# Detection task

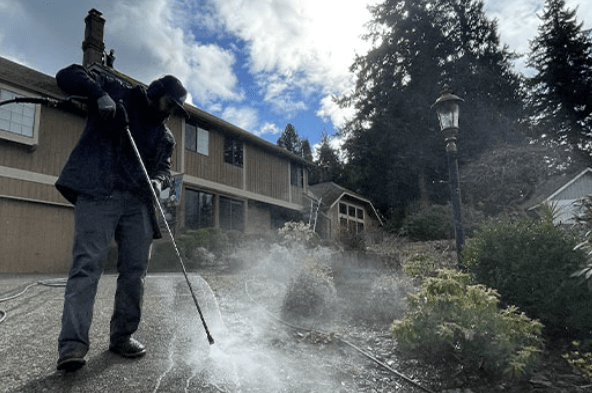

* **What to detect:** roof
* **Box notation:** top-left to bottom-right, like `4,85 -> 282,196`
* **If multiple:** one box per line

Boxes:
527,167 -> 592,210
309,182 -> 383,224
0,57 -> 63,98
0,56 -> 312,167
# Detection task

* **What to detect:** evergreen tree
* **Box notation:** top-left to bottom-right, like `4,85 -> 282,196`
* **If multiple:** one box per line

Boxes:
311,133 -> 341,184
277,123 -> 302,155
339,0 -> 524,217
527,0 -> 592,149
300,138 -> 313,162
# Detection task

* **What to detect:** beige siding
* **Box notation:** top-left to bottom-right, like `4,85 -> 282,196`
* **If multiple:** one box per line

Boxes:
0,106 -> 83,177
0,198 -> 73,273
246,144 -> 289,201
184,130 -> 243,189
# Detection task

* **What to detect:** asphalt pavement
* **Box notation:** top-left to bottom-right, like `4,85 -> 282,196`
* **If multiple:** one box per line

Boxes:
0,273 -> 235,393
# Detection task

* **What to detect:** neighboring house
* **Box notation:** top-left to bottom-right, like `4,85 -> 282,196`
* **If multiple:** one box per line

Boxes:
308,182 -> 383,241
0,9 -> 312,273
528,167 -> 592,225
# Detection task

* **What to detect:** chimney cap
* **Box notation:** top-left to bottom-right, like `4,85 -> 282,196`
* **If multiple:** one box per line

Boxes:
87,8 -> 103,17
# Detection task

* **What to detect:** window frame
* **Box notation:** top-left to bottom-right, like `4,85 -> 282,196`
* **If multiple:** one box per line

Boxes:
290,163 -> 304,188
0,83 -> 41,148
184,188 -> 214,230
338,201 -> 366,234
224,136 -> 243,167
185,122 -> 209,156
219,196 -> 244,232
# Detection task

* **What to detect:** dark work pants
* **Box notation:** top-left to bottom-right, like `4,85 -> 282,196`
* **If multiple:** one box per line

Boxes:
58,190 -> 153,358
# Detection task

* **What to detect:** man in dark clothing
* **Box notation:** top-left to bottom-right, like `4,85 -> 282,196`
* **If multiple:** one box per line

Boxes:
54,64 -> 187,372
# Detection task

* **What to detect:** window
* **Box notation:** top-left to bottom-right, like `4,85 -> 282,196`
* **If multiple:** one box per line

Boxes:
184,189 -> 214,229
224,136 -> 243,167
0,87 -> 39,147
338,201 -> 366,234
357,209 -> 364,220
291,164 -> 303,188
185,123 -> 209,155
220,196 -> 244,231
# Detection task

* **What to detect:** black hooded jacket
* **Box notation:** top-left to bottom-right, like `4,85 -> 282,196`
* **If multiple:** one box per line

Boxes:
55,64 -> 176,239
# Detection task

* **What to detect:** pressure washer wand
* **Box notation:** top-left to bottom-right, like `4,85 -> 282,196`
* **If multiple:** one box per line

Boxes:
120,104 -> 215,345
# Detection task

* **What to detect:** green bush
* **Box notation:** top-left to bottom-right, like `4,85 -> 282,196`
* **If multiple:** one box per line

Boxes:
402,253 -> 437,277
355,274 -> 415,323
278,221 -> 321,248
176,228 -> 230,258
391,269 -> 543,377
399,204 -> 454,241
464,218 -> 592,339
563,341 -> 592,378
281,258 -> 336,321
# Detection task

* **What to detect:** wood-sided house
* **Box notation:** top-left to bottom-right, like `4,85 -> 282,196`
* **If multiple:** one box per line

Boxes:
309,182 -> 383,241
0,9 -> 313,274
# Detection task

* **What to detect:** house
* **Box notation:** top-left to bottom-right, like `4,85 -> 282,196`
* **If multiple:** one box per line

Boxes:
0,9 -> 312,274
528,167 -> 592,225
308,182 -> 383,241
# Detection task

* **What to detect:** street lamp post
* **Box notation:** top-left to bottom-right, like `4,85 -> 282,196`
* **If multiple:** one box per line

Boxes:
432,85 -> 465,268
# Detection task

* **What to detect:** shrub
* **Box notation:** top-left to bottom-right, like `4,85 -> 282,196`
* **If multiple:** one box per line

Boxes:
176,228 -> 230,259
355,274 -> 415,323
563,341 -> 592,378
391,269 -> 543,378
464,218 -> 592,339
399,204 -> 454,241
278,221 -> 321,248
402,253 -> 437,277
281,258 -> 336,321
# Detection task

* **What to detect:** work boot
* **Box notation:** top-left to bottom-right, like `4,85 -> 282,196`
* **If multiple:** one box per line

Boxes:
57,350 -> 87,372
109,337 -> 146,358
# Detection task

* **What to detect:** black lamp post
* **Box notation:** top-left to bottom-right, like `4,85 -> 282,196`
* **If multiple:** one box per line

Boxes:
432,85 -> 465,268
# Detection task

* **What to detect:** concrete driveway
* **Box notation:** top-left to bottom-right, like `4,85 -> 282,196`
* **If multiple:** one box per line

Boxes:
0,273 -> 237,393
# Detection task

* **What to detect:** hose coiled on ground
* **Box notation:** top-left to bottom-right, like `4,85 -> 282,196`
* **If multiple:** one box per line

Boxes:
0,279 -> 67,324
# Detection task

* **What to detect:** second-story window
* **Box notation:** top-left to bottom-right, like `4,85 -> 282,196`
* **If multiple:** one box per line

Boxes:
291,163 -> 303,188
224,136 -> 243,167
185,123 -> 209,156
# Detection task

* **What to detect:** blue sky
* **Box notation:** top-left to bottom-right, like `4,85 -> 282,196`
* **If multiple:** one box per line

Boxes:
0,0 -> 591,151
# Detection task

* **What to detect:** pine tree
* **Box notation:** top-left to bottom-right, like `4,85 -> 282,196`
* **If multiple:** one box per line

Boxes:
527,0 -> 592,148
339,0 -> 524,215
300,138 -> 313,161
277,123 -> 302,155
311,133 -> 341,184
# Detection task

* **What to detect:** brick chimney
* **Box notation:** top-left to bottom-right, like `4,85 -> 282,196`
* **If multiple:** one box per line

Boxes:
82,9 -> 105,68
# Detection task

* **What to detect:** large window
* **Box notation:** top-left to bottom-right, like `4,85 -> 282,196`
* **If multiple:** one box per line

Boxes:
184,189 -> 214,229
224,136 -> 243,167
220,196 -> 244,232
185,123 -> 209,155
0,87 -> 39,146
291,163 -> 303,188
338,202 -> 365,234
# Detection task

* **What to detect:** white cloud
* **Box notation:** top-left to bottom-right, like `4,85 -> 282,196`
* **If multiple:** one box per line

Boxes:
257,122 -> 282,138
211,0 -> 379,122
108,0 -> 242,105
220,106 -> 259,132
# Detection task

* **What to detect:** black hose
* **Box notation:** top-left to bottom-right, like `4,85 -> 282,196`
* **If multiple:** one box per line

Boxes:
0,279 -> 67,324
244,281 -> 437,393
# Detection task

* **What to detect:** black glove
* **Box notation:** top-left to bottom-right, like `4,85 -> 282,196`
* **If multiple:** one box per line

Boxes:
96,93 -> 116,121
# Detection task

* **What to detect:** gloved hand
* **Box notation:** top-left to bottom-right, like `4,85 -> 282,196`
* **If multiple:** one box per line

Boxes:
96,93 -> 116,122
151,179 -> 162,199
